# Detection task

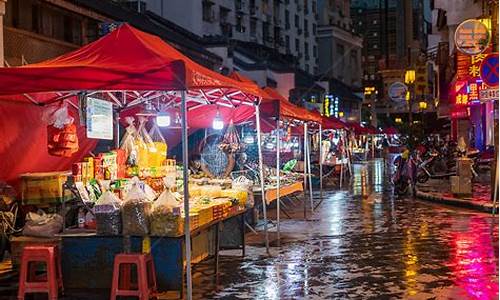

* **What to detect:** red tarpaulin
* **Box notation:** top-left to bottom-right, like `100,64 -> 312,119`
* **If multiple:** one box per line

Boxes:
0,23 -> 261,99
0,99 -> 97,185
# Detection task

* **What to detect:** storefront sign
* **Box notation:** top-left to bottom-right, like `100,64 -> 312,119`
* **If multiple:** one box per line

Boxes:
388,82 -> 407,102
455,19 -> 490,55
86,97 -> 113,140
479,88 -> 499,102
480,53 -> 499,87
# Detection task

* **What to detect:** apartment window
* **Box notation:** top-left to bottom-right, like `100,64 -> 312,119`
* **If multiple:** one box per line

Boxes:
304,19 -> 308,37
295,38 -> 300,52
305,64 -> 310,73
312,1 -> 317,13
202,1 -> 214,22
373,19 -> 377,25
312,23 -> 316,35
304,42 -> 309,59
295,14 -> 299,28
373,32 -> 377,37
250,18 -> 257,37
263,22 -> 271,42
220,7 -> 230,24
337,44 -> 344,56
285,0 -> 290,4
285,10 -> 290,29
304,0 -> 309,14
313,45 -> 317,58
358,21 -> 362,25
286,35 -> 290,50
373,44 -> 378,49
236,15 -> 245,32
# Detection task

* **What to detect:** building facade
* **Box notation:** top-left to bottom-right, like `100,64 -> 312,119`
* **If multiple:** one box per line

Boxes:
316,0 -> 363,121
351,0 -> 431,127
142,0 -> 318,74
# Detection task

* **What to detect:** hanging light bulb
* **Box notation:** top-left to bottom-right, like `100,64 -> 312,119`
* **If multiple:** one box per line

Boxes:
212,108 -> 224,130
156,111 -> 171,127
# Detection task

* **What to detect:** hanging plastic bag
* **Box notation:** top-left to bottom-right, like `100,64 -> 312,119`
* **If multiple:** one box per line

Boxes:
219,120 -> 241,154
95,191 -> 122,235
137,117 -> 153,170
44,104 -> 79,157
148,121 -> 167,168
121,177 -> 151,235
149,189 -> 181,236
119,117 -> 139,166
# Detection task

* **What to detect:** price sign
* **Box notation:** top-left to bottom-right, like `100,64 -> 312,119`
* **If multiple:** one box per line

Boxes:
479,88 -> 499,102
86,97 -> 113,140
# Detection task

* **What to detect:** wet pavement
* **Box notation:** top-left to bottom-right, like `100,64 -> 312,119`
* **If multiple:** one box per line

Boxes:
193,160 -> 499,299
1,160 -> 498,299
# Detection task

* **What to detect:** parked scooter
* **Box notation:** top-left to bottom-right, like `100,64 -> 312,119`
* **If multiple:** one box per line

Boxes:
393,151 -> 417,196
416,149 -> 480,183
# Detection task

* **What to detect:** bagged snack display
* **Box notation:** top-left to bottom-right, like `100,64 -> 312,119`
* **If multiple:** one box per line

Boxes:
150,189 -> 182,236
95,191 -> 122,235
44,104 -> 79,157
148,122 -> 167,168
122,177 -> 152,236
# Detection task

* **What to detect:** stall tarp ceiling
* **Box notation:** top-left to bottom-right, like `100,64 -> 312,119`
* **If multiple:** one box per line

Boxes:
0,24 -> 261,104
261,87 -> 322,123
321,116 -> 348,130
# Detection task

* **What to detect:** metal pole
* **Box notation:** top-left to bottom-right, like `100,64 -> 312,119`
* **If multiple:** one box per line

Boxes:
306,126 -> 314,214
255,102 -> 270,255
319,124 -> 323,200
303,122 -> 308,219
276,118 -> 281,247
114,111 -> 120,149
181,91 -> 192,300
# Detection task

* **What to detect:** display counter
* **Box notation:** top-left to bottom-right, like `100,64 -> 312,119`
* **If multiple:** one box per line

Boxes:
58,208 -> 246,296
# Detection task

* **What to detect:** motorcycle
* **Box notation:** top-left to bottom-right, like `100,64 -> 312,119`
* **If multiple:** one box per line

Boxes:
416,149 -> 481,184
393,153 -> 417,196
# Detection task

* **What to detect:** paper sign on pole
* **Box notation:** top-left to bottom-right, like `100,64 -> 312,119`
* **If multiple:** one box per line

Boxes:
86,97 -> 113,140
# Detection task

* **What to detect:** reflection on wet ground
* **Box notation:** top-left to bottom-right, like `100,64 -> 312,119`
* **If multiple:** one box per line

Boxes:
194,160 -> 498,299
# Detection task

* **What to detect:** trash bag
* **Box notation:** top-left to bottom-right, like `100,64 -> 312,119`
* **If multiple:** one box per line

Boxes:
44,104 -> 79,157
22,211 -> 63,238
95,191 -> 122,235
148,122 -> 167,168
149,189 -> 182,236
121,177 -> 152,236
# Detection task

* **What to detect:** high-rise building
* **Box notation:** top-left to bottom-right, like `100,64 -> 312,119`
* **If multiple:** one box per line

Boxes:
141,0 -> 318,74
350,0 -> 430,126
315,0 -> 363,122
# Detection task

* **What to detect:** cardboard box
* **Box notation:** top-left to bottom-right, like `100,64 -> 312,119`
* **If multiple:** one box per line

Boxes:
456,158 -> 473,178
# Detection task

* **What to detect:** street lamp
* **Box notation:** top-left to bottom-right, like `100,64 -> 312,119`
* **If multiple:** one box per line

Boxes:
404,69 -> 415,124
418,101 -> 427,110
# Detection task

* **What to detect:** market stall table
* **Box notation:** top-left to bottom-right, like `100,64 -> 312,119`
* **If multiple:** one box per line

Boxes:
253,181 -> 304,219
57,208 -> 247,296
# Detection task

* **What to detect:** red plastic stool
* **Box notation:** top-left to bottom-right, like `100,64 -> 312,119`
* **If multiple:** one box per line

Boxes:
110,253 -> 157,300
17,245 -> 63,300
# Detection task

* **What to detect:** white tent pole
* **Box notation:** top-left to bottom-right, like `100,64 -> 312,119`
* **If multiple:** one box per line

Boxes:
303,122 -> 308,219
319,124 -> 323,200
306,125 -> 313,214
276,118 -> 281,247
181,90 -> 192,300
255,102 -> 270,255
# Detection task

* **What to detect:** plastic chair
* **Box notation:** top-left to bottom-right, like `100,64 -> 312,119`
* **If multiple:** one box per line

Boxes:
110,253 -> 157,300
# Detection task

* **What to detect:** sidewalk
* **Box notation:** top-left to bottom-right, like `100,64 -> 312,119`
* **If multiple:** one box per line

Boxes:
416,177 -> 497,213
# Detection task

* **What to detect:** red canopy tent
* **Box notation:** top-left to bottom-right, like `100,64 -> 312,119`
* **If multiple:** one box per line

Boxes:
260,87 -> 322,123
383,126 -> 399,135
320,116 -> 348,130
0,24 -> 262,182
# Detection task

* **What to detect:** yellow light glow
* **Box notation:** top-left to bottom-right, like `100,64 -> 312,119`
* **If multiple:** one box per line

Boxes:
338,111 -> 344,117
405,70 -> 415,84
405,91 -> 410,101
419,101 -> 427,110
395,117 -> 402,123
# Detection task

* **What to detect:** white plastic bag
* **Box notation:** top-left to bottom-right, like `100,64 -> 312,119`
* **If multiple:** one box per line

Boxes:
22,211 -> 63,237
95,191 -> 122,235
150,189 -> 182,236
42,103 -> 74,129
120,117 -> 140,166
